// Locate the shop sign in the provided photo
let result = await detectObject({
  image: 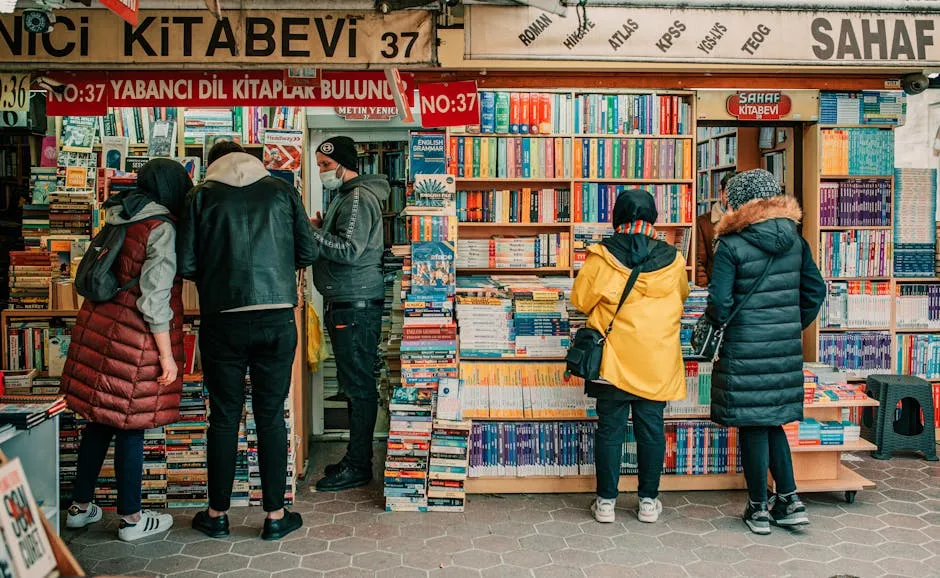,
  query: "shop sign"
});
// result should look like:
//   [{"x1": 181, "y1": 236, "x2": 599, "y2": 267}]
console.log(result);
[
  {"x1": 99, "y1": 0, "x2": 140, "y2": 26},
  {"x1": 45, "y1": 70, "x2": 415, "y2": 116},
  {"x1": 727, "y1": 92, "x2": 792, "y2": 121},
  {"x1": 697, "y1": 90, "x2": 818, "y2": 122},
  {"x1": 0, "y1": 73, "x2": 29, "y2": 112},
  {"x1": 0, "y1": 9, "x2": 435, "y2": 67},
  {"x1": 466, "y1": 5, "x2": 940, "y2": 66},
  {"x1": 334, "y1": 106, "x2": 399, "y2": 121},
  {"x1": 418, "y1": 81, "x2": 480, "y2": 129}
]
